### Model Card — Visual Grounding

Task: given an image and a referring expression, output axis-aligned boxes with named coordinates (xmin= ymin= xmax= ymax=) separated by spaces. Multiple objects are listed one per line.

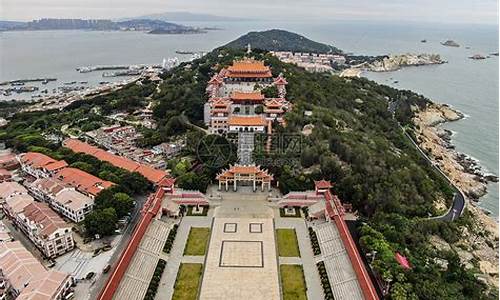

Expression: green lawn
xmin=172 ymin=263 xmax=203 ymax=300
xmin=183 ymin=227 xmax=210 ymax=256
xmin=276 ymin=228 xmax=301 ymax=257
xmin=280 ymin=264 xmax=308 ymax=300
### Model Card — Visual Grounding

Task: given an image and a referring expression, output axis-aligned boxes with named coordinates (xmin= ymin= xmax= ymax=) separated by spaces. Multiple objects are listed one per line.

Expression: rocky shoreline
xmin=412 ymin=103 xmax=499 ymax=287
xmin=367 ymin=53 xmax=445 ymax=72
xmin=413 ymin=103 xmax=498 ymax=200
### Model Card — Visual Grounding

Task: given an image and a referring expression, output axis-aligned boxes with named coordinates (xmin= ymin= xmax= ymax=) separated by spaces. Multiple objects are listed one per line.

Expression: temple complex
xmin=205 ymin=58 xmax=291 ymax=135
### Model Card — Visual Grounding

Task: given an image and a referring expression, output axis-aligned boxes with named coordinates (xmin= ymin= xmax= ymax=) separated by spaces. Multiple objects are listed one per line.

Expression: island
xmin=0 ymin=18 xmax=206 ymax=35
xmin=441 ymin=40 xmax=460 ymax=47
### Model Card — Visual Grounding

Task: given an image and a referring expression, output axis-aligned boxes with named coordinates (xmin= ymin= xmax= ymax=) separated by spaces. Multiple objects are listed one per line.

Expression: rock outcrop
xmin=367 ymin=53 xmax=445 ymax=72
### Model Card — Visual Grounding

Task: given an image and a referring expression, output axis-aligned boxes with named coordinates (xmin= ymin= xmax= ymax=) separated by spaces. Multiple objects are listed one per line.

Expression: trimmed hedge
xmin=163 ymin=224 xmax=179 ymax=253
xmin=308 ymin=227 xmax=321 ymax=255
xmin=316 ymin=261 xmax=334 ymax=300
xmin=143 ymin=259 xmax=167 ymax=300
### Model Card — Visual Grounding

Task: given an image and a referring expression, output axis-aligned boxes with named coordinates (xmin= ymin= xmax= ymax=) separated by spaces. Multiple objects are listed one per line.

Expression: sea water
xmin=1 ymin=20 xmax=497 ymax=216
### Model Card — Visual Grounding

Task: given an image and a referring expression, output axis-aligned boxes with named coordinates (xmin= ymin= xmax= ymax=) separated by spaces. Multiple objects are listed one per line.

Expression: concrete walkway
xmin=275 ymin=217 xmax=323 ymax=300
xmin=279 ymin=257 xmax=302 ymax=265
xmin=182 ymin=255 xmax=205 ymax=263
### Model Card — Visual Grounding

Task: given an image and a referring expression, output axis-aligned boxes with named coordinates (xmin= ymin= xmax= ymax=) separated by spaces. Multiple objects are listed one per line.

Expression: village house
xmin=63 ymin=139 xmax=169 ymax=185
xmin=0 ymin=181 xmax=27 ymax=202
xmin=29 ymin=178 xmax=94 ymax=223
xmin=18 ymin=152 xmax=68 ymax=179
xmin=2 ymin=194 xmax=34 ymax=224
xmin=17 ymin=202 xmax=74 ymax=258
xmin=0 ymin=241 xmax=73 ymax=299
xmin=54 ymin=167 xmax=114 ymax=199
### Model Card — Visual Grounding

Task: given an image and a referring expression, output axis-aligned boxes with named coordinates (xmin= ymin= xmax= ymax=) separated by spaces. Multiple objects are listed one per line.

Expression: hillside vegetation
xmin=223 ymin=29 xmax=342 ymax=54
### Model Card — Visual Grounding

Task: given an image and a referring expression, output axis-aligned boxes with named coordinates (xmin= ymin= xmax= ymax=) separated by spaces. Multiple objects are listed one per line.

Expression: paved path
xmin=390 ymin=100 xmax=466 ymax=222
xmin=275 ymin=217 xmax=323 ymax=300
xmin=279 ymin=256 xmax=302 ymax=264
xmin=155 ymin=216 xmax=212 ymax=300
xmin=182 ymin=255 xmax=205 ymax=263
xmin=403 ymin=130 xmax=466 ymax=221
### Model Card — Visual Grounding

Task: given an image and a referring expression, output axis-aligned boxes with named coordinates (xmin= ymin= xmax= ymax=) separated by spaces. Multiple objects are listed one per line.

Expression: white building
xmin=17 ymin=202 xmax=74 ymax=258
xmin=53 ymin=189 xmax=94 ymax=223
xmin=29 ymin=178 xmax=94 ymax=223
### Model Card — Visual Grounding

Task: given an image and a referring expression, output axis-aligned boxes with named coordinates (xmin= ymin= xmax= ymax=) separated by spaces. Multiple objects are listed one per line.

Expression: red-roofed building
xmin=18 ymin=152 xmax=68 ymax=179
xmin=226 ymin=59 xmax=273 ymax=81
xmin=63 ymin=139 xmax=169 ymax=185
xmin=0 ymin=241 xmax=73 ymax=299
xmin=230 ymin=91 xmax=265 ymax=103
xmin=315 ymin=180 xmax=333 ymax=193
xmin=228 ymin=115 xmax=268 ymax=133
xmin=18 ymin=202 xmax=74 ymax=258
xmin=205 ymin=58 xmax=291 ymax=134
xmin=0 ymin=168 xmax=12 ymax=181
xmin=55 ymin=167 xmax=114 ymax=198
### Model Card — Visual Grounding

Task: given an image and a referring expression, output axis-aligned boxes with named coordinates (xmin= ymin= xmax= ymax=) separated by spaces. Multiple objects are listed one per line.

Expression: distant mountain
xmin=123 ymin=11 xmax=251 ymax=22
xmin=0 ymin=18 xmax=202 ymax=34
xmin=223 ymin=29 xmax=342 ymax=54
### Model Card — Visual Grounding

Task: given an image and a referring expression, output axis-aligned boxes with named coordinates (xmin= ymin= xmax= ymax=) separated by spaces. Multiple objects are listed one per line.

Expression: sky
xmin=1 ymin=0 xmax=499 ymax=25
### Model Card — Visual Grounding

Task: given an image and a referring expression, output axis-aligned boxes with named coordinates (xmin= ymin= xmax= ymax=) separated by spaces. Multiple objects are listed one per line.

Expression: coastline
xmin=412 ymin=103 xmax=499 ymax=287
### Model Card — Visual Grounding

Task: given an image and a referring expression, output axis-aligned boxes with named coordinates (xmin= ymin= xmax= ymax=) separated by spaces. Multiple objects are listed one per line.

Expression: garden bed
xmin=316 ymin=261 xmax=334 ymax=300
xmin=162 ymin=224 xmax=179 ymax=253
xmin=276 ymin=228 xmax=301 ymax=257
xmin=308 ymin=227 xmax=321 ymax=255
xmin=172 ymin=263 xmax=203 ymax=300
xmin=143 ymin=259 xmax=166 ymax=300
xmin=183 ymin=227 xmax=210 ymax=256
xmin=280 ymin=264 xmax=308 ymax=300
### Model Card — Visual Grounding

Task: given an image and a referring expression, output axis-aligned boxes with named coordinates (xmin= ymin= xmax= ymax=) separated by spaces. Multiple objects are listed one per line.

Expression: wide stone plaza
xmin=199 ymin=209 xmax=280 ymax=300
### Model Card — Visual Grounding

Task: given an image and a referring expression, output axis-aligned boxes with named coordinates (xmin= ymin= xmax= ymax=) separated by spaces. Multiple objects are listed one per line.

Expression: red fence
xmin=97 ymin=187 xmax=165 ymax=300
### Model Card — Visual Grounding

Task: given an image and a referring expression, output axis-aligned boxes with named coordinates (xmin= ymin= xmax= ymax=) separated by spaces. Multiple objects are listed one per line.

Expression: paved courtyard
xmin=199 ymin=216 xmax=280 ymax=300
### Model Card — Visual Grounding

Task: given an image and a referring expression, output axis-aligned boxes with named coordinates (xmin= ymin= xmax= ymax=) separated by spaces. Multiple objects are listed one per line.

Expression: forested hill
xmin=223 ymin=29 xmax=342 ymax=54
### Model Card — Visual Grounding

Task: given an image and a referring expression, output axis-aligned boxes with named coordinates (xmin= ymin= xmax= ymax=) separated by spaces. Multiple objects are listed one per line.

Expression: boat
xmin=420 ymin=39 xmax=427 ymax=43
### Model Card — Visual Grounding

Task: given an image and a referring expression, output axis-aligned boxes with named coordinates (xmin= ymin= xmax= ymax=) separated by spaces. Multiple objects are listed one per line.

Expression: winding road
xmin=389 ymin=100 xmax=466 ymax=222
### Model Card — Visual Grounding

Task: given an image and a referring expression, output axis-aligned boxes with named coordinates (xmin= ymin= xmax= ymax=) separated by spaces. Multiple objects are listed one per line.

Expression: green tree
xmin=71 ymin=161 xmax=96 ymax=174
xmin=84 ymin=208 xmax=117 ymax=236
xmin=111 ymin=192 xmax=135 ymax=218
